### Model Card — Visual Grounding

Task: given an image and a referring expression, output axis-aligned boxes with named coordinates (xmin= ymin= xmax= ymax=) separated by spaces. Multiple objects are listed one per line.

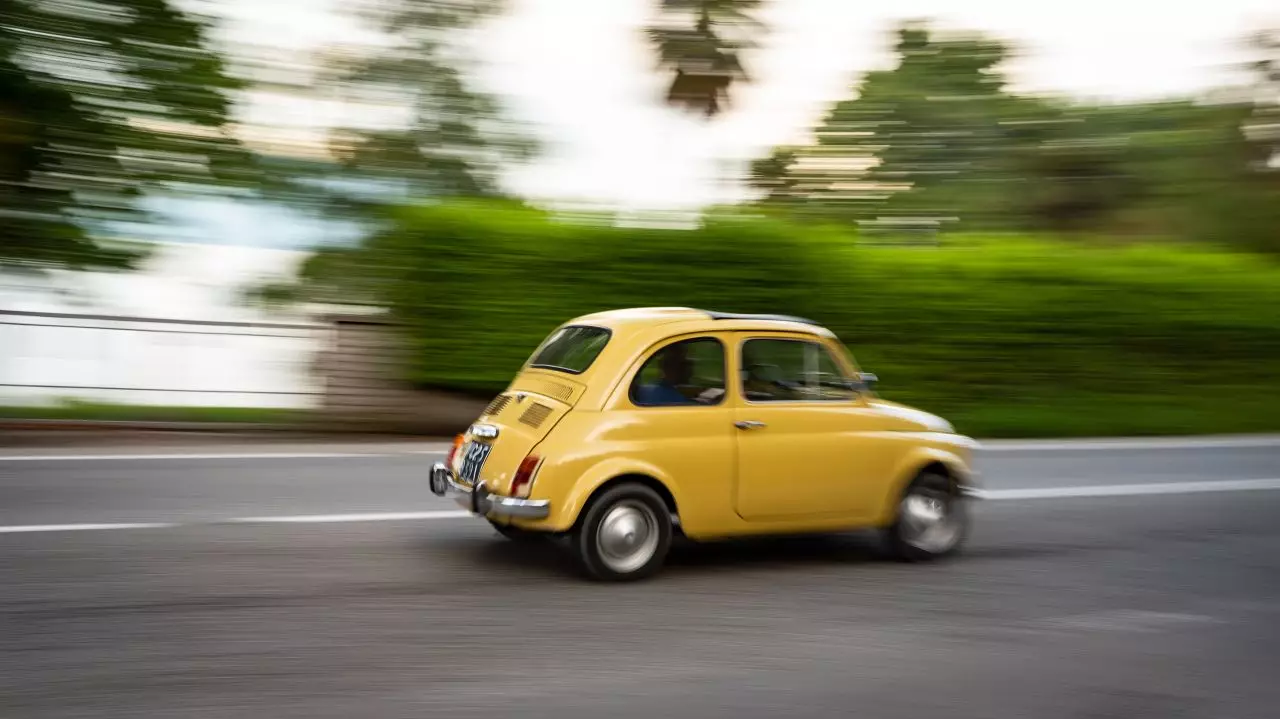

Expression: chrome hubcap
xmin=596 ymin=500 xmax=659 ymax=574
xmin=900 ymin=489 xmax=962 ymax=553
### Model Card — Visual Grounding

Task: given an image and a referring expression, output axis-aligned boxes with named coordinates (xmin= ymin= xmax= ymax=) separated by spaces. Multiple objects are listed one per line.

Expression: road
xmin=1 ymin=436 xmax=1279 ymax=718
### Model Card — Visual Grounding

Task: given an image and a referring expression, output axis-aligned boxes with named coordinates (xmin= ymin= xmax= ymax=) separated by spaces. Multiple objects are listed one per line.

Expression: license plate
xmin=458 ymin=441 xmax=493 ymax=485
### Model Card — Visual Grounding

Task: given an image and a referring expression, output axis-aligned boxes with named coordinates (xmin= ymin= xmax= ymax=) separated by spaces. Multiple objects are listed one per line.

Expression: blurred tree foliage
xmin=0 ymin=0 xmax=255 ymax=269
xmin=1244 ymin=28 xmax=1280 ymax=166
xmin=244 ymin=0 xmax=538 ymax=309
xmin=810 ymin=21 xmax=1013 ymax=227
xmin=750 ymin=21 xmax=1280 ymax=252
xmin=648 ymin=0 xmax=764 ymax=118
xmin=271 ymin=0 xmax=535 ymax=228
xmin=1218 ymin=28 xmax=1280 ymax=253
xmin=748 ymin=146 xmax=800 ymax=206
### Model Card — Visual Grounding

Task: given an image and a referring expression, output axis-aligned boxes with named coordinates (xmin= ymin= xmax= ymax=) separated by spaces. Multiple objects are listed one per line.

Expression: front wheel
xmin=884 ymin=471 xmax=969 ymax=562
xmin=572 ymin=483 xmax=673 ymax=581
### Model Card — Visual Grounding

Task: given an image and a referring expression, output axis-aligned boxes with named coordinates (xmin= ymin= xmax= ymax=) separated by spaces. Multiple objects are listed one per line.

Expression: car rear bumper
xmin=429 ymin=462 xmax=551 ymax=519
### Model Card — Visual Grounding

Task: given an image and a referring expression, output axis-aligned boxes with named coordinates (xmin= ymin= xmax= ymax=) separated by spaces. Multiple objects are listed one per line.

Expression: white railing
xmin=0 ymin=310 xmax=327 ymax=408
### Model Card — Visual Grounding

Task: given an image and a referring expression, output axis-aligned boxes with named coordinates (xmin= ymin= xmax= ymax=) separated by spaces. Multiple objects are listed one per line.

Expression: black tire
xmin=572 ymin=483 xmax=673 ymax=582
xmin=489 ymin=521 xmax=545 ymax=543
xmin=884 ymin=471 xmax=969 ymax=562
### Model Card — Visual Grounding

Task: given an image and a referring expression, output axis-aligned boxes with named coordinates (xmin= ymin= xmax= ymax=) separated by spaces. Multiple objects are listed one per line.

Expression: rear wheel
xmin=572 ymin=483 xmax=672 ymax=581
xmin=884 ymin=471 xmax=969 ymax=561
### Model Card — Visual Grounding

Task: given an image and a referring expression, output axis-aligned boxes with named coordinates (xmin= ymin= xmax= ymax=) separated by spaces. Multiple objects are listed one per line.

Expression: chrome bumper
xmin=429 ymin=462 xmax=551 ymax=519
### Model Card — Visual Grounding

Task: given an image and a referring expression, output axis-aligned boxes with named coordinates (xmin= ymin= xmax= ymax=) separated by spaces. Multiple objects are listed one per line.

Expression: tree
xmin=807 ymin=21 xmax=1014 ymax=227
xmin=1243 ymin=29 xmax=1279 ymax=171
xmin=0 ymin=0 xmax=255 ymax=270
xmin=648 ymin=0 xmax=764 ymax=118
xmin=244 ymin=0 xmax=537 ymax=310
xmin=741 ymin=21 xmax=1269 ymax=244
xmin=747 ymin=146 xmax=799 ymax=205
xmin=1194 ymin=27 xmax=1280 ymax=252
xmin=280 ymin=0 xmax=536 ymax=227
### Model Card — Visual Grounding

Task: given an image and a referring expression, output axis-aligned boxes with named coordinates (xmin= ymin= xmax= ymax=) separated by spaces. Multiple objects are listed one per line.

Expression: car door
xmin=732 ymin=334 xmax=891 ymax=521
xmin=611 ymin=334 xmax=738 ymax=532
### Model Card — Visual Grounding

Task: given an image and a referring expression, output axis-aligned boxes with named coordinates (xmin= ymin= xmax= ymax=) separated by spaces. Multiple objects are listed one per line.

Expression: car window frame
xmin=737 ymin=335 xmax=859 ymax=405
xmin=527 ymin=324 xmax=613 ymax=375
xmin=625 ymin=335 xmax=728 ymax=409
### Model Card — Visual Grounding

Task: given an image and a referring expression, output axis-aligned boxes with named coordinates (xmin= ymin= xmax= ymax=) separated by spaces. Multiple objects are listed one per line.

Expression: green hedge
xmin=353 ymin=201 xmax=1280 ymax=437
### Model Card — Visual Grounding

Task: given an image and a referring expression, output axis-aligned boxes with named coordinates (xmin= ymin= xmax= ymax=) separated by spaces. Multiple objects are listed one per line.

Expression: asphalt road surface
xmin=2 ymin=436 xmax=1279 ymax=718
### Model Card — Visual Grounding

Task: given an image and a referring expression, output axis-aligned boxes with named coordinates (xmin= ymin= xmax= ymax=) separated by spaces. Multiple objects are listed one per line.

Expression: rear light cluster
xmin=446 ymin=434 xmax=465 ymax=467
xmin=446 ymin=433 xmax=539 ymax=499
xmin=511 ymin=454 xmax=541 ymax=498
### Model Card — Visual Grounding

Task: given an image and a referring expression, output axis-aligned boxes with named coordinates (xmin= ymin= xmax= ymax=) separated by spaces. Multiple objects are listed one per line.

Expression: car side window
xmin=741 ymin=338 xmax=857 ymax=402
xmin=630 ymin=338 xmax=726 ymax=407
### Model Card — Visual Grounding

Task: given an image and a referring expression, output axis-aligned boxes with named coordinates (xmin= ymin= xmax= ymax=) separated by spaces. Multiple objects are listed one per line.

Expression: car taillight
xmin=511 ymin=454 xmax=541 ymax=498
xmin=446 ymin=434 xmax=465 ymax=467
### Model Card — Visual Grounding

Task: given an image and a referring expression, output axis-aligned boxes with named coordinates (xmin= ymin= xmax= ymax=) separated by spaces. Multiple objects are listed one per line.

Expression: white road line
xmin=979 ymin=436 xmax=1280 ymax=452
xmin=3 ymin=478 xmax=1280 ymax=535
xmin=0 ymin=522 xmax=178 ymax=534
xmin=0 ymin=452 xmax=442 ymax=462
xmin=229 ymin=511 xmax=471 ymax=523
xmin=979 ymin=478 xmax=1280 ymax=500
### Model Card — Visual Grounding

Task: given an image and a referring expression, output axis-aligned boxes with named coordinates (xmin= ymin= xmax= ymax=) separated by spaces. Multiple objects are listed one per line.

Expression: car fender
xmin=549 ymin=456 xmax=682 ymax=533
xmin=875 ymin=443 xmax=975 ymax=526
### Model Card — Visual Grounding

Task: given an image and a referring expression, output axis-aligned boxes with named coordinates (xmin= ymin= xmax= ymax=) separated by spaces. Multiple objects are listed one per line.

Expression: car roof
xmin=565 ymin=307 xmax=833 ymax=336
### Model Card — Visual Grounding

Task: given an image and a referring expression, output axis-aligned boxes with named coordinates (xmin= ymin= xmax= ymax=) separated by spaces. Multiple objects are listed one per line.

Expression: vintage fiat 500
xmin=430 ymin=307 xmax=981 ymax=581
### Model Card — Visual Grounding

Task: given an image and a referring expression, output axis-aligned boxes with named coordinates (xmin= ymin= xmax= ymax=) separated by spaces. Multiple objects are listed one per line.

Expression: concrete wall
xmin=0 ymin=284 xmax=486 ymax=435
xmin=312 ymin=315 xmax=487 ymax=434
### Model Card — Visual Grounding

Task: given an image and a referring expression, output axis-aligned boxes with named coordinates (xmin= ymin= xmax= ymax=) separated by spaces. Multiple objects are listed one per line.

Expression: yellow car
xmin=430 ymin=307 xmax=981 ymax=581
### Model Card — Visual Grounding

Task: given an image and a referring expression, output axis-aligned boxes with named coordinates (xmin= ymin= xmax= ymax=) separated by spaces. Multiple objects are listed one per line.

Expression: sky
xmin=217 ymin=0 xmax=1278 ymax=213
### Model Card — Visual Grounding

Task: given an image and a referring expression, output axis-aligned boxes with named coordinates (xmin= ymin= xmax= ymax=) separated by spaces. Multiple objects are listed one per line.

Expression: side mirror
xmin=843 ymin=372 xmax=877 ymax=393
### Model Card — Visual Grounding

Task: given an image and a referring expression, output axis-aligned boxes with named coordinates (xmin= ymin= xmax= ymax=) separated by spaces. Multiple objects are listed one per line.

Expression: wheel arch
xmin=875 ymin=446 xmax=973 ymax=525
xmin=550 ymin=458 xmax=682 ymax=532
xmin=572 ymin=473 xmax=679 ymax=531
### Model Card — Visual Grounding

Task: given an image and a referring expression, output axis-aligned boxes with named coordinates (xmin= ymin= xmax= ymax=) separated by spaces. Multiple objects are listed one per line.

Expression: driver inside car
xmin=635 ymin=345 xmax=696 ymax=405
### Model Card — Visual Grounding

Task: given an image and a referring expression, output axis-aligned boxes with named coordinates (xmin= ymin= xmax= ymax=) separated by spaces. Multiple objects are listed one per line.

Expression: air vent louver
xmin=542 ymin=381 xmax=573 ymax=402
xmin=519 ymin=402 xmax=553 ymax=429
xmin=483 ymin=394 xmax=512 ymax=417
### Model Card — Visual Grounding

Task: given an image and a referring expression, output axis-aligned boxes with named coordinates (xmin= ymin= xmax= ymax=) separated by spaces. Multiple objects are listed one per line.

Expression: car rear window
xmin=529 ymin=325 xmax=611 ymax=374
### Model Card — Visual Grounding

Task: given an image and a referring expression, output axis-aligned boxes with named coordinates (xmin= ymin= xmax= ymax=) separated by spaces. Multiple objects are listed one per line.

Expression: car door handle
xmin=735 ymin=420 xmax=767 ymax=430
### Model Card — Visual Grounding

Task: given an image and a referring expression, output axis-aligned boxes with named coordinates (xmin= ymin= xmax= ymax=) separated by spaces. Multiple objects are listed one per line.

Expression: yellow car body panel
xmin=453 ymin=307 xmax=979 ymax=540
